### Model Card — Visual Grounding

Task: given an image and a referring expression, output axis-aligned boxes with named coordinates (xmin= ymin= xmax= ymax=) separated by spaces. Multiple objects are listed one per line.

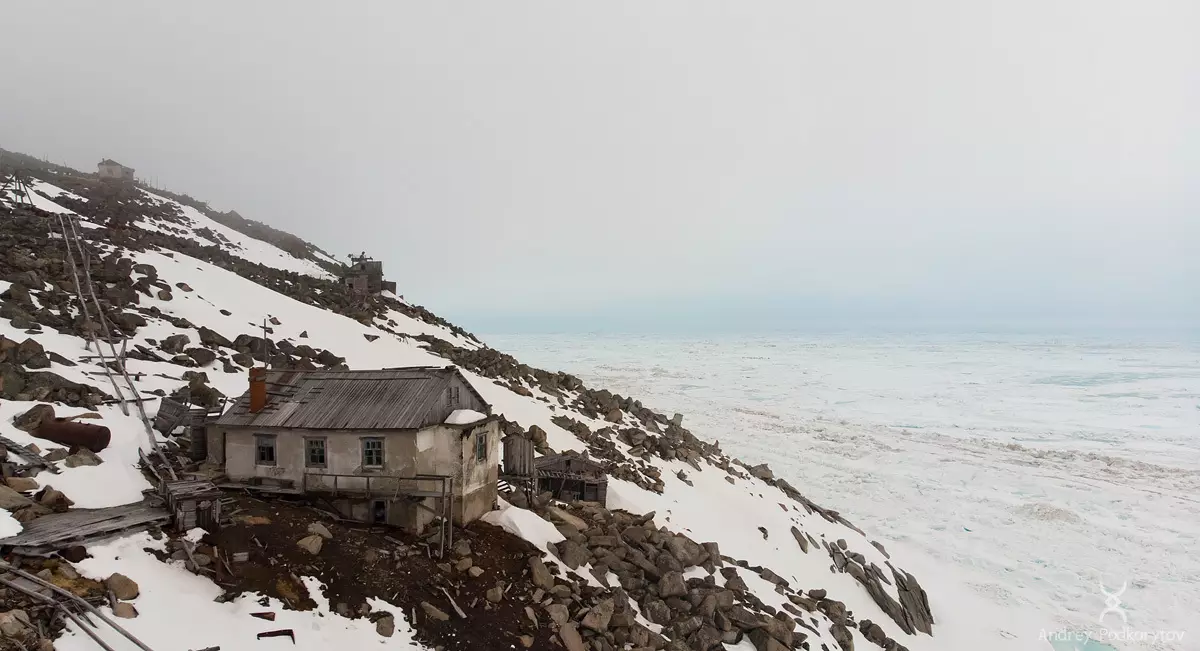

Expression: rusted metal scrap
xmin=250 ymin=612 xmax=276 ymax=621
xmin=34 ymin=419 xmax=111 ymax=453
xmin=256 ymin=629 xmax=295 ymax=644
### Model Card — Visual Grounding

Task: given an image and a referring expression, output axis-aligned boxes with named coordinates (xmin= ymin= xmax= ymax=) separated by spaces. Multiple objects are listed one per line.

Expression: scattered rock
xmin=545 ymin=603 xmax=570 ymax=625
xmin=62 ymin=546 xmax=89 ymax=562
xmin=185 ymin=347 xmax=217 ymax=366
xmin=13 ymin=403 xmax=53 ymax=432
xmin=106 ymin=573 xmax=140 ymax=600
xmin=375 ymin=613 xmax=395 ymax=637
xmin=37 ymin=487 xmax=73 ymax=511
xmin=0 ymin=485 xmax=33 ymax=510
xmin=198 ymin=327 xmax=233 ymax=348
xmin=420 ymin=601 xmax=450 ymax=622
xmin=307 ymin=522 xmax=333 ymax=539
xmin=452 ymin=539 xmax=472 ymax=556
xmin=64 ymin=449 xmax=103 ymax=468
xmin=160 ymin=334 xmax=191 ymax=354
xmin=297 ymin=534 xmax=324 ymax=555
xmin=558 ymin=623 xmax=587 ymax=651
xmin=112 ymin=602 xmax=138 ymax=619
xmin=4 ymin=477 xmax=38 ymax=492
xmin=486 ymin=583 xmax=505 ymax=603
xmin=658 ymin=571 xmax=686 ymax=598
xmin=529 ymin=557 xmax=554 ymax=591
xmin=0 ymin=609 xmax=33 ymax=638
xmin=581 ymin=598 xmax=614 ymax=632
xmin=748 ymin=464 xmax=774 ymax=481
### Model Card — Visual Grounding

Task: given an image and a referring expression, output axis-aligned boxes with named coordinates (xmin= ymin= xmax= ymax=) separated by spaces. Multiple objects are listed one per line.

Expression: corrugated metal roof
xmin=214 ymin=367 xmax=487 ymax=430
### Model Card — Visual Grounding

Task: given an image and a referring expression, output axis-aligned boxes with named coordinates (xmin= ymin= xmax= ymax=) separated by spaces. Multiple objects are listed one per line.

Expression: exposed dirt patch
xmin=187 ymin=495 xmax=554 ymax=650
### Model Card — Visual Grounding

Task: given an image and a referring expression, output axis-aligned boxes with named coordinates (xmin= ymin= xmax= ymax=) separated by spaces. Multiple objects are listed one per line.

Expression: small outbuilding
xmin=97 ymin=159 xmax=135 ymax=181
xmin=342 ymin=253 xmax=397 ymax=295
xmin=207 ymin=366 xmax=500 ymax=539
xmin=535 ymin=453 xmax=608 ymax=504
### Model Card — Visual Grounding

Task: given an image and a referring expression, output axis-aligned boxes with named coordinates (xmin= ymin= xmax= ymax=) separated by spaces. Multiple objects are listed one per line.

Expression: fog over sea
xmin=487 ymin=331 xmax=1200 ymax=650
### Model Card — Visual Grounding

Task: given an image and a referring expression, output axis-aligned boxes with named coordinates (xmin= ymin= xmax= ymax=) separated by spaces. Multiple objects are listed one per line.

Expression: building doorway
xmin=371 ymin=500 xmax=387 ymax=524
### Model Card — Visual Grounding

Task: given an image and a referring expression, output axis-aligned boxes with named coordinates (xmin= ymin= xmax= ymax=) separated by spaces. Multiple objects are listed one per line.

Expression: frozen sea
xmin=486 ymin=331 xmax=1200 ymax=650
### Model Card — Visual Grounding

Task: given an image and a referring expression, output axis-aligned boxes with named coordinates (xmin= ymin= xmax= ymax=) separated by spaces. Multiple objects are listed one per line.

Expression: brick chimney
xmin=249 ymin=367 xmax=267 ymax=413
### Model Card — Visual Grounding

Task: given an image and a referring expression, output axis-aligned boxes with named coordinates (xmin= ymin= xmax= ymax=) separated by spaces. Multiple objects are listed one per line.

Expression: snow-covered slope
xmin=0 ymin=171 xmax=1047 ymax=651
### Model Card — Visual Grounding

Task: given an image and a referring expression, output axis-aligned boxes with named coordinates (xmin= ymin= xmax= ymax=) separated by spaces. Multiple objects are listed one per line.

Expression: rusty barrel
xmin=34 ymin=419 xmax=111 ymax=453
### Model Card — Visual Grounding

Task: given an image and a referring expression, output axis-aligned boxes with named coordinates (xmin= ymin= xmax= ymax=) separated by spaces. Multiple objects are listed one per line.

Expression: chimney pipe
xmin=249 ymin=367 xmax=267 ymax=413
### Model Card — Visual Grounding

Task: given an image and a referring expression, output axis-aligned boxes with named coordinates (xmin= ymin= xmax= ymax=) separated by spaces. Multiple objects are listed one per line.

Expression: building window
xmin=362 ymin=438 xmax=384 ymax=468
xmin=448 ymin=386 xmax=461 ymax=407
xmin=305 ymin=438 xmax=326 ymax=468
xmin=475 ymin=432 xmax=487 ymax=462
xmin=255 ymin=435 xmax=276 ymax=466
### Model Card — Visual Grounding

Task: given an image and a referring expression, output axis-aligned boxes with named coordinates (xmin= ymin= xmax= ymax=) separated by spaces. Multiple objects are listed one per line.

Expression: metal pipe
xmin=67 ymin=217 xmax=175 ymax=479
xmin=57 ymin=215 xmax=127 ymax=412
xmin=0 ymin=562 xmax=156 ymax=651
xmin=0 ymin=576 xmax=117 ymax=651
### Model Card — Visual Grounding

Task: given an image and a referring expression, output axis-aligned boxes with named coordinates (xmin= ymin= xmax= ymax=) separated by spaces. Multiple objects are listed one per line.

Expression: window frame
xmin=448 ymin=386 xmax=461 ymax=407
xmin=254 ymin=434 xmax=277 ymax=467
xmin=305 ymin=437 xmax=327 ymax=468
xmin=474 ymin=431 xmax=487 ymax=463
xmin=361 ymin=437 xmax=385 ymax=469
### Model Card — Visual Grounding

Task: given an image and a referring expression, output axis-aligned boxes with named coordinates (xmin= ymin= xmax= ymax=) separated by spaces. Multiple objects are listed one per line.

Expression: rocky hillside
xmin=0 ymin=156 xmax=979 ymax=651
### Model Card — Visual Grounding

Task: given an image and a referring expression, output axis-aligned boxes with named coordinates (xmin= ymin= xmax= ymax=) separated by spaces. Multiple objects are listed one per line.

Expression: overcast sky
xmin=2 ymin=2 xmax=1196 ymax=333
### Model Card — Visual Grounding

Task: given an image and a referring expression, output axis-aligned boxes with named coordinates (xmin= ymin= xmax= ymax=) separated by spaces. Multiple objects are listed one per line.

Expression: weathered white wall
xmin=457 ymin=420 xmax=501 ymax=523
xmin=218 ymin=426 xmax=462 ymax=487
xmin=98 ymin=163 xmax=133 ymax=179
xmin=212 ymin=420 xmax=501 ymax=527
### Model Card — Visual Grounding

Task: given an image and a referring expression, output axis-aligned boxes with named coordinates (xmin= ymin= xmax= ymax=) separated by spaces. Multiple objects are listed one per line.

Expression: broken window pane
xmin=475 ymin=431 xmax=487 ymax=462
xmin=362 ymin=438 xmax=384 ymax=467
xmin=306 ymin=438 xmax=326 ymax=467
xmin=255 ymin=434 xmax=276 ymax=466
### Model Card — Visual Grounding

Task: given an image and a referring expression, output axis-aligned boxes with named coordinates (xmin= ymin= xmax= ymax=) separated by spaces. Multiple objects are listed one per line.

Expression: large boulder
xmin=198 ymin=327 xmax=233 ymax=348
xmin=184 ymin=347 xmax=217 ymax=366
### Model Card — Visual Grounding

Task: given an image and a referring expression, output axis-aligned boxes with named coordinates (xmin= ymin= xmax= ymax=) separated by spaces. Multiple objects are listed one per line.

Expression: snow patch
xmin=445 ymin=409 xmax=487 ymax=425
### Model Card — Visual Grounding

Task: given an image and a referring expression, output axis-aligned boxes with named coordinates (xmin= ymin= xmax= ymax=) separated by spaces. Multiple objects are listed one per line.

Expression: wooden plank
xmin=0 ymin=435 xmax=58 ymax=474
xmin=0 ymin=500 xmax=169 ymax=549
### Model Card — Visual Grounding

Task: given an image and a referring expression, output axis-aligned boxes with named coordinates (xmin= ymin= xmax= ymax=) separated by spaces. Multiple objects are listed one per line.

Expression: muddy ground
xmin=172 ymin=495 xmax=556 ymax=650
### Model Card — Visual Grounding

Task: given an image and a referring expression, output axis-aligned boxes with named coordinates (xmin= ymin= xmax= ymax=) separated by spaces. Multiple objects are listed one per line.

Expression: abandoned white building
xmin=97 ymin=159 xmax=135 ymax=181
xmin=206 ymin=366 xmax=500 ymax=537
